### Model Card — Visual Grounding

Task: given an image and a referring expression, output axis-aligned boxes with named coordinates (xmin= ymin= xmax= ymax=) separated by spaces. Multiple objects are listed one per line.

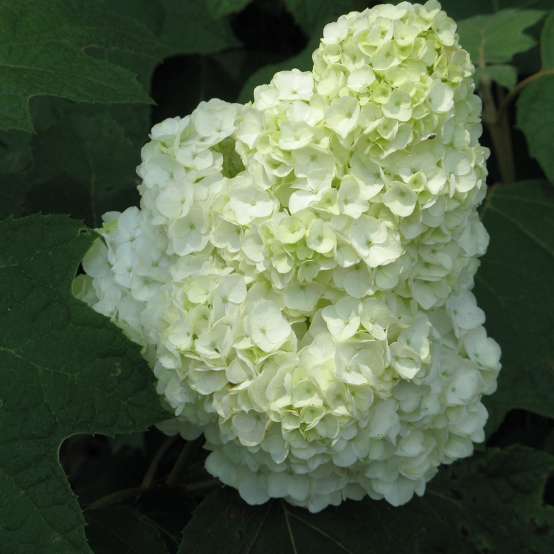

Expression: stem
xmin=480 ymin=78 xmax=516 ymax=184
xmin=478 ymin=45 xmax=515 ymax=184
xmin=185 ymin=479 xmax=219 ymax=493
xmin=166 ymin=440 xmax=197 ymax=486
xmin=483 ymin=67 xmax=554 ymax=183
xmin=141 ymin=435 xmax=178 ymax=489
xmin=86 ymin=486 xmax=145 ymax=511
xmin=496 ymin=68 xmax=554 ymax=122
xmin=496 ymin=86 xmax=516 ymax=184
xmin=86 ymin=480 xmax=218 ymax=511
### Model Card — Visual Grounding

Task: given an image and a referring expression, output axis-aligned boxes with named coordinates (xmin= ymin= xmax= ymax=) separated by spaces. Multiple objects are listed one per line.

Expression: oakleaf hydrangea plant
xmin=74 ymin=0 xmax=501 ymax=512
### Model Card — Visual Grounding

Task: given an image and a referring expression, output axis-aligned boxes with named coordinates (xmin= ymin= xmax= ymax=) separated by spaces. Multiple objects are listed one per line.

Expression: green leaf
xmin=475 ymin=182 xmax=554 ymax=433
xmin=0 ymin=131 xmax=33 ymax=217
xmin=517 ymin=77 xmax=554 ymax=183
xmin=0 ymin=0 xmax=166 ymax=133
xmin=476 ymin=64 xmax=518 ymax=89
xmin=430 ymin=0 xmax=493 ymax=20
xmin=159 ymin=0 xmax=240 ymax=56
xmin=207 ymin=0 xmax=252 ymax=18
xmin=111 ymin=432 xmax=145 ymax=453
xmin=284 ymin=0 xmax=364 ymax=36
xmin=541 ymin=11 xmax=554 ymax=68
xmin=498 ymin=0 xmax=554 ymax=10
xmin=238 ymin=40 xmax=317 ymax=103
xmin=0 ymin=215 xmax=167 ymax=554
xmin=27 ymin=102 xmax=147 ymax=226
xmin=515 ymin=11 xmax=554 ymax=182
xmin=86 ymin=506 xmax=170 ymax=554
xmin=458 ymin=9 xmax=544 ymax=65
xmin=179 ymin=446 xmax=554 ymax=553
xmin=110 ymin=0 xmax=166 ymax=36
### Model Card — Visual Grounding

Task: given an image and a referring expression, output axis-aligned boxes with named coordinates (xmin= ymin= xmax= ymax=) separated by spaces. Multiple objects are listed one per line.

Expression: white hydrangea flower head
xmin=75 ymin=0 xmax=501 ymax=512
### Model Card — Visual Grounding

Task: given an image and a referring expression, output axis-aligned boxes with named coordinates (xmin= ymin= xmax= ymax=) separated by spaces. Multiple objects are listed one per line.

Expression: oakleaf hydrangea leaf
xmin=517 ymin=12 xmax=554 ymax=182
xmin=517 ymin=77 xmax=554 ymax=183
xmin=178 ymin=446 xmax=554 ymax=553
xmin=0 ymin=215 xmax=167 ymax=554
xmin=476 ymin=64 xmax=518 ymax=89
xmin=207 ymin=0 xmax=252 ymax=19
xmin=159 ymin=0 xmax=240 ymax=56
xmin=541 ymin=11 xmax=554 ymax=69
xmin=110 ymin=0 xmax=166 ymax=36
xmin=476 ymin=182 xmax=554 ymax=433
xmin=458 ymin=9 xmax=544 ymax=65
xmin=430 ymin=1 xmax=492 ymax=20
xmin=28 ymin=103 xmax=148 ymax=226
xmin=86 ymin=507 xmax=169 ymax=554
xmin=498 ymin=0 xmax=554 ymax=10
xmin=0 ymin=131 xmax=33 ymax=217
xmin=0 ymin=0 xmax=167 ymax=133
xmin=430 ymin=1 xmax=552 ymax=21
xmin=284 ymin=0 xmax=365 ymax=35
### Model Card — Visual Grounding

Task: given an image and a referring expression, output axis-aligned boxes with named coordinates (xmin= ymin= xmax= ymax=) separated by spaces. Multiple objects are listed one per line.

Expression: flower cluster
xmin=74 ymin=0 xmax=500 ymax=512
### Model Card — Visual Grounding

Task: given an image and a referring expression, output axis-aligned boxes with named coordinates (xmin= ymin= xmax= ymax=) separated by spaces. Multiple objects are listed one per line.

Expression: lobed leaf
xmin=517 ymin=77 xmax=554 ymax=184
xmin=27 ymin=103 xmax=147 ymax=227
xmin=475 ymin=182 xmax=554 ymax=433
xmin=458 ymin=9 xmax=544 ymax=65
xmin=0 ymin=215 xmax=167 ymax=553
xmin=0 ymin=131 xmax=34 ymax=217
xmin=542 ymin=11 xmax=554 ymax=68
xmin=515 ymin=11 xmax=554 ymax=183
xmin=159 ymin=0 xmax=240 ymax=56
xmin=284 ymin=0 xmax=365 ymax=36
xmin=476 ymin=64 xmax=518 ymax=89
xmin=0 ymin=0 xmax=165 ymax=132
xmin=86 ymin=506 xmax=170 ymax=554
xmin=178 ymin=446 xmax=554 ymax=553
xmin=207 ymin=0 xmax=252 ymax=19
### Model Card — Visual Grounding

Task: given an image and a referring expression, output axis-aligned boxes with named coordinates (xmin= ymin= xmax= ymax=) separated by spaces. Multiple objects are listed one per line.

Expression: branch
xmin=496 ymin=68 xmax=554 ymax=122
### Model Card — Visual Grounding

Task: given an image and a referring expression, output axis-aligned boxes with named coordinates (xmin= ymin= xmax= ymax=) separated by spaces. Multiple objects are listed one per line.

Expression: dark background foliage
xmin=0 ymin=1 xmax=553 ymax=553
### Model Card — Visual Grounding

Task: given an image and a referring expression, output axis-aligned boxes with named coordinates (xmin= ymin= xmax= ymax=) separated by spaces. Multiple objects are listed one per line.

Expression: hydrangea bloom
xmin=74 ymin=0 xmax=501 ymax=512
